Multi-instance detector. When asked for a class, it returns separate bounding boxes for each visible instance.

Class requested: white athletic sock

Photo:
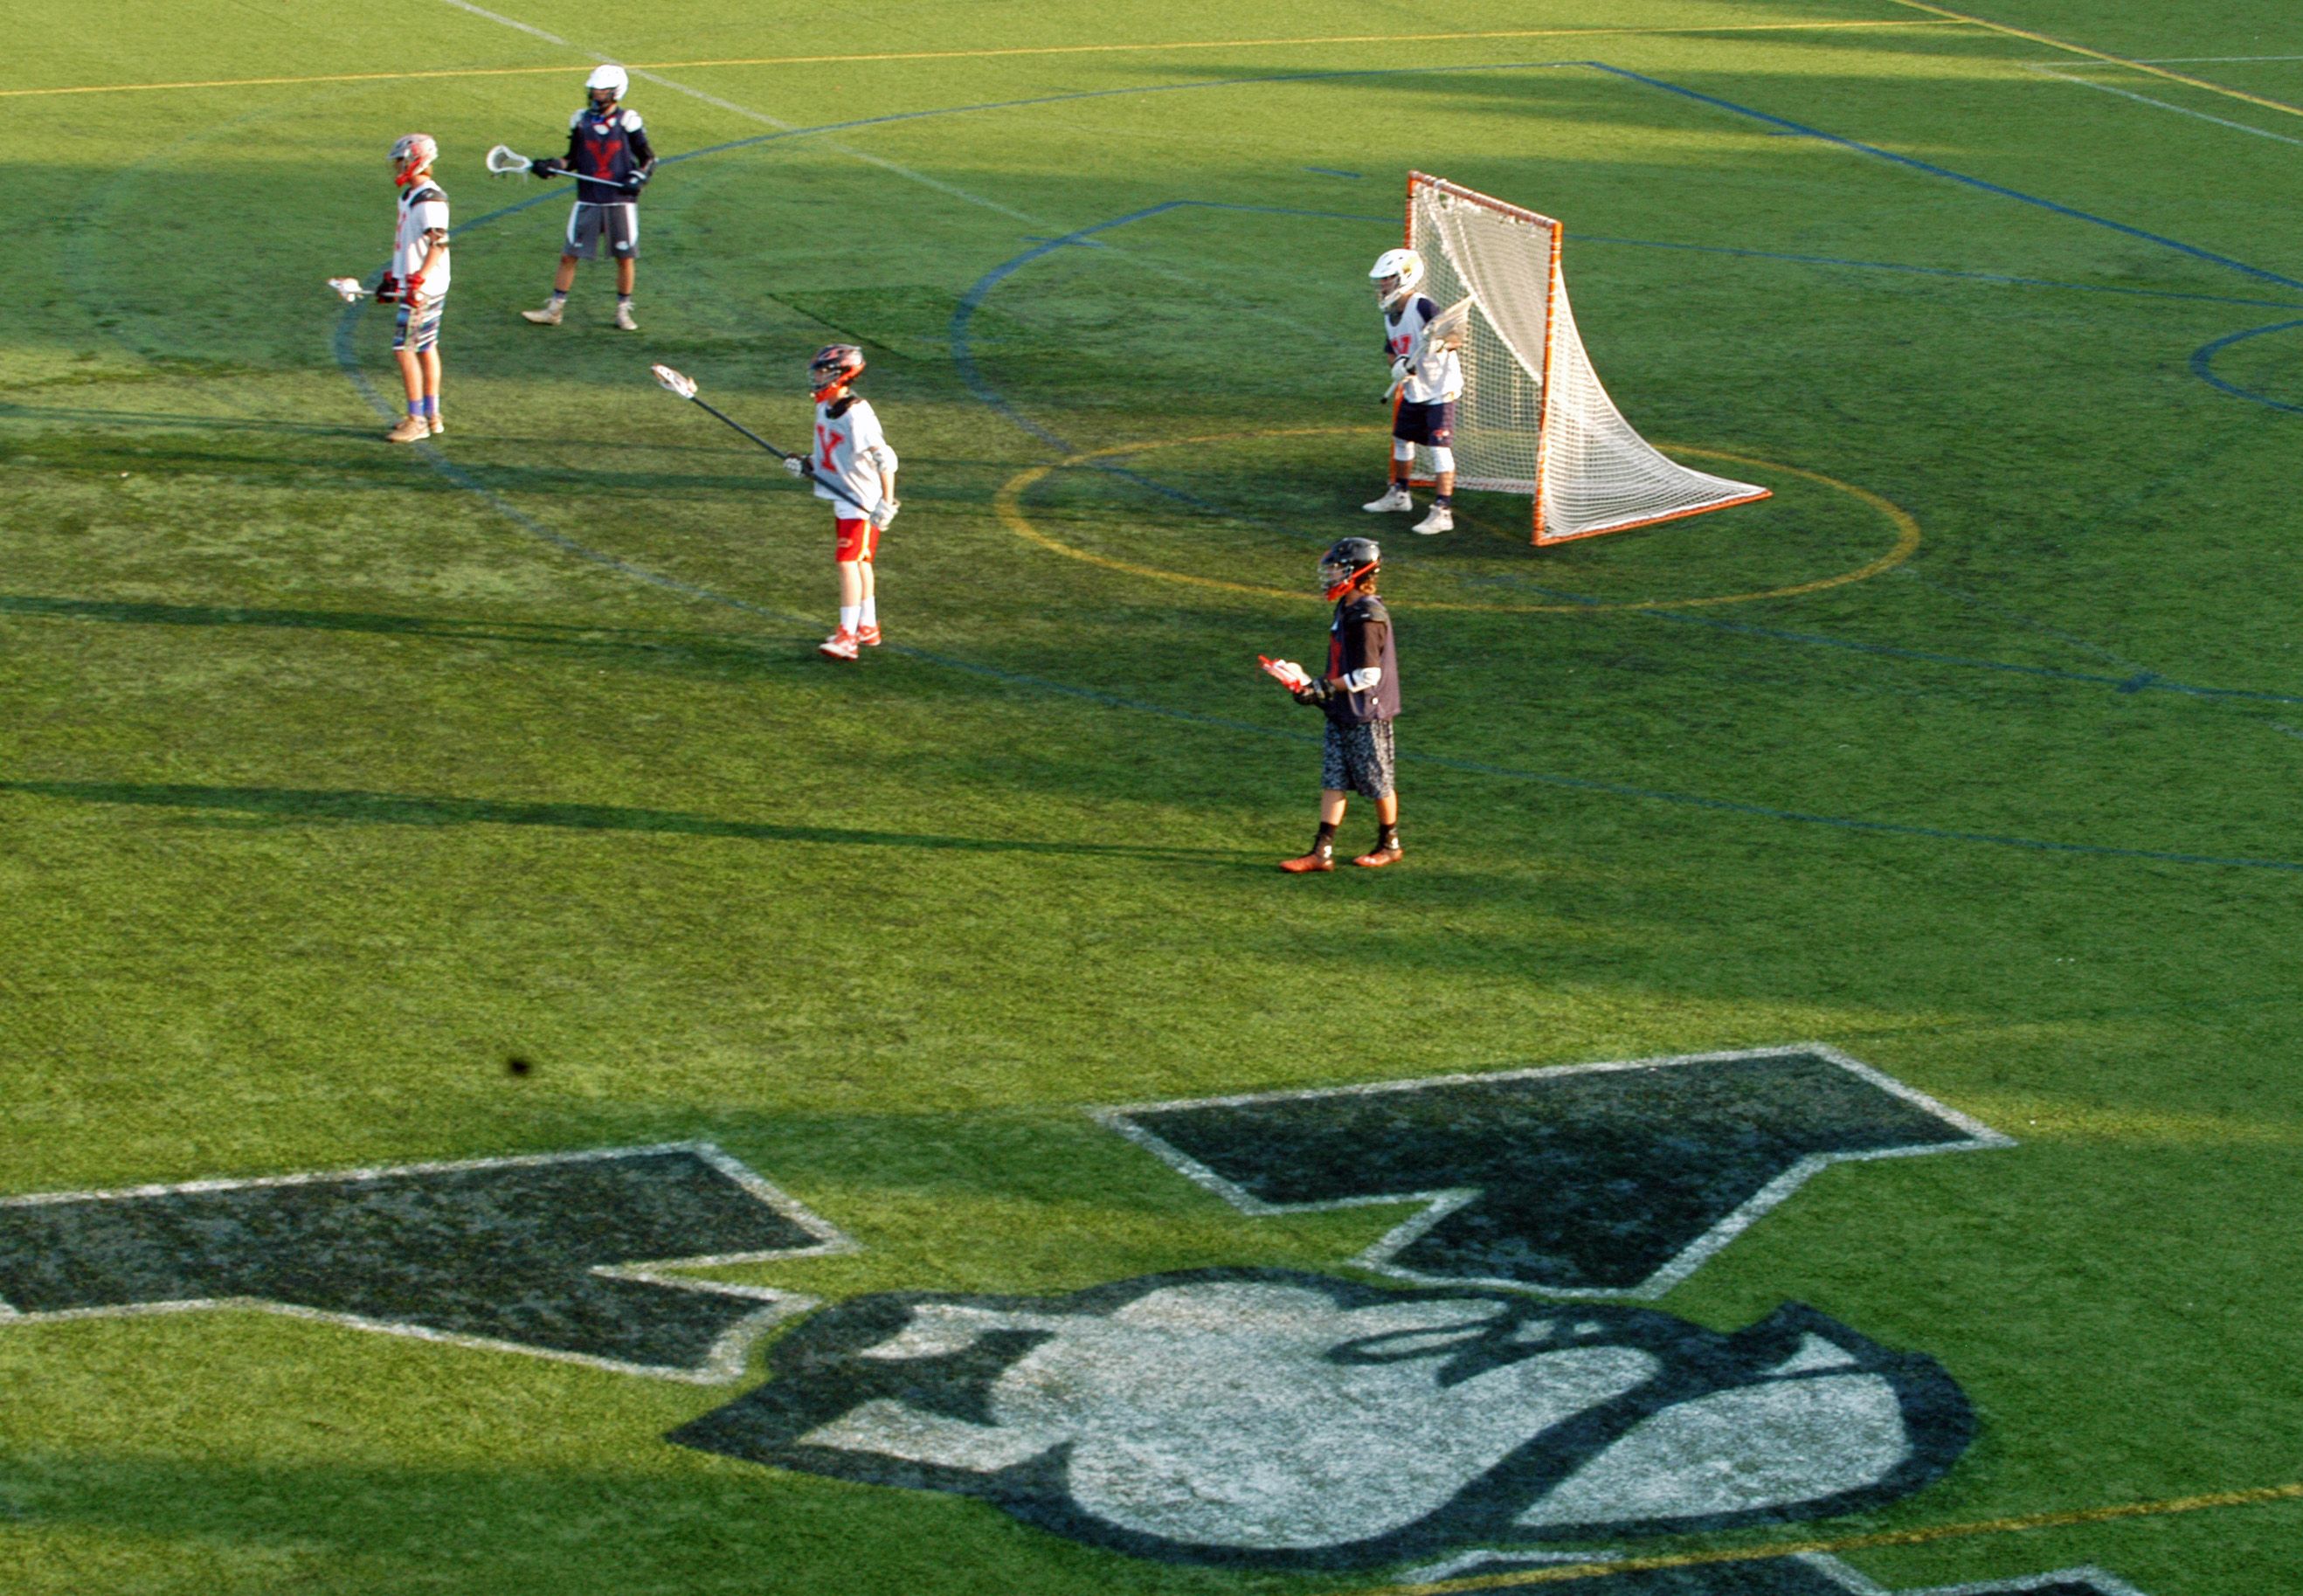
[859,598,877,628]
[839,605,861,632]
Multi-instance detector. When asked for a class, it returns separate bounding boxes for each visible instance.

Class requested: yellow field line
[1332,1480,2303,1596]
[994,431,1917,614]
[1888,0,2303,118]
[3,18,1961,99]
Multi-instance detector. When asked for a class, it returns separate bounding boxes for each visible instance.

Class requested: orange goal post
[1404,171,1769,545]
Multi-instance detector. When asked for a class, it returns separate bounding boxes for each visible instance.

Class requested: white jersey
[394,182,451,295]
[811,397,896,516]
[1384,294,1460,404]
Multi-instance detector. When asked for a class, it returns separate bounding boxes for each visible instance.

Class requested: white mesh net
[1407,175,1767,543]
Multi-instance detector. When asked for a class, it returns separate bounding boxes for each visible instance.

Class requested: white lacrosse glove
[327,277,363,303]
[1258,655,1311,689]
[782,455,807,477]
[1389,355,1412,386]
[869,500,899,530]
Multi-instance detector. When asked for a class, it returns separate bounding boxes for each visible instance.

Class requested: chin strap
[1324,570,1377,602]
[813,381,849,405]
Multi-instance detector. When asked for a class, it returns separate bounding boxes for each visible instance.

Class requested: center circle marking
[995,427,1921,612]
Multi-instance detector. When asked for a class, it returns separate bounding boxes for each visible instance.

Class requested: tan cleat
[428,415,445,436]
[522,301,564,326]
[613,303,639,331]
[385,415,431,444]
[1352,845,1405,868]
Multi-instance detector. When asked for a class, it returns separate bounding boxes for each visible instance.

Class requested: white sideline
[2025,62,2303,147]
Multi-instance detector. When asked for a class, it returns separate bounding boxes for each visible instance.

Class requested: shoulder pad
[408,185,446,205]
[620,109,644,130]
[1347,593,1389,623]
[569,111,585,128]
[1414,295,1436,319]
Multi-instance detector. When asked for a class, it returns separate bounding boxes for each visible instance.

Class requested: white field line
[436,0,1355,344]
[2025,62,2303,147]
[434,0,1046,224]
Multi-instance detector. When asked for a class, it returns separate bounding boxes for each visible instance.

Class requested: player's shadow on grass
[0,780,1243,862]
[0,595,802,677]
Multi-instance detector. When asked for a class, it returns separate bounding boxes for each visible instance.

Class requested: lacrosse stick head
[1425,295,1471,349]
[484,143,530,176]
[325,277,364,303]
[651,363,698,400]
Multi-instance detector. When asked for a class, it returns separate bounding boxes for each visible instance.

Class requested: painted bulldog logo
[671,1268,1973,1568]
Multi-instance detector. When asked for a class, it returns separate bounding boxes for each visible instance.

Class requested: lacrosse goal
[1404,171,1767,546]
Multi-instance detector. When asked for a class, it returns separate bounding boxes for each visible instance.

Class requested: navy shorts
[1393,398,1456,448]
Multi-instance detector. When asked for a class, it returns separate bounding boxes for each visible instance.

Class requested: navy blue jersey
[1324,593,1400,724]
[562,107,655,203]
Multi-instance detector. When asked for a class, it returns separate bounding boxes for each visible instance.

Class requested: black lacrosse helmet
[1319,536,1380,600]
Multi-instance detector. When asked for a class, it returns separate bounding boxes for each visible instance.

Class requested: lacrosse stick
[326,277,370,302]
[485,143,535,176]
[1384,294,1471,401]
[649,363,875,517]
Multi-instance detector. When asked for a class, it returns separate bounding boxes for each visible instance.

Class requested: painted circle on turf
[2189,318,2303,416]
[995,429,1921,612]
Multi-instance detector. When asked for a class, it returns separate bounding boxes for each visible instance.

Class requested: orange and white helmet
[390,133,439,182]
[1370,247,1423,308]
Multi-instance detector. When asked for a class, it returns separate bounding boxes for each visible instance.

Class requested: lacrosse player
[794,345,900,660]
[1365,248,1463,535]
[520,65,655,331]
[381,134,450,444]
[1267,538,1403,871]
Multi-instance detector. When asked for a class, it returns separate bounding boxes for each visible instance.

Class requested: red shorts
[833,517,880,563]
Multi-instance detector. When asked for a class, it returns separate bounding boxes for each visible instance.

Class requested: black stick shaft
[687,395,873,515]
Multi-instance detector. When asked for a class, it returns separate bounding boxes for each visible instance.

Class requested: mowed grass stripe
[0,17,1966,98]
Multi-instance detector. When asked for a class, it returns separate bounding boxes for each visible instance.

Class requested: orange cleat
[818,628,860,660]
[1279,851,1335,874]
[854,625,882,646]
[1352,845,1404,868]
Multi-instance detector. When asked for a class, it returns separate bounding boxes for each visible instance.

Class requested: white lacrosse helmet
[1370,247,1424,307]
[587,63,630,103]
[390,133,439,174]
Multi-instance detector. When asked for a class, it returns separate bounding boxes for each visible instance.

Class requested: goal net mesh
[1407,174,1767,544]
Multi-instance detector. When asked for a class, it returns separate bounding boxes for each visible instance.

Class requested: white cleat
[818,628,860,661]
[428,416,445,436]
[1362,485,1414,513]
[522,301,564,326]
[1413,504,1453,535]
[614,303,639,331]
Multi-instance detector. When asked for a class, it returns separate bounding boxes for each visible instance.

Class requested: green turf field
[6,3,2303,1593]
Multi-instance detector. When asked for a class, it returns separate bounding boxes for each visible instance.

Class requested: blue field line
[323,69,2303,872]
[1574,236,2303,313]
[955,203,2303,708]
[2189,319,2303,415]
[1590,64,2303,294]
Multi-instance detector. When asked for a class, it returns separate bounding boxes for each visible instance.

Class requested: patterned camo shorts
[1321,718,1396,799]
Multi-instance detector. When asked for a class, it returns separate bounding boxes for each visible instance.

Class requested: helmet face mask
[1319,537,1381,600]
